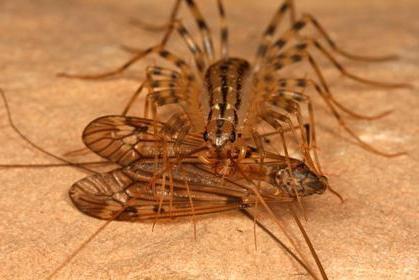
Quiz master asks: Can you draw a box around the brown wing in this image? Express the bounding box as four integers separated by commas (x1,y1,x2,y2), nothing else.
82,115,203,166
69,164,251,222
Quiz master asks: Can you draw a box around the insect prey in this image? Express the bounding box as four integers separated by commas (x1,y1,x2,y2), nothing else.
0,89,329,280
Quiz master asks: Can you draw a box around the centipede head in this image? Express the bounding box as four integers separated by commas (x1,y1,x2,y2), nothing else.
199,148,238,177
203,120,236,150
200,127,244,176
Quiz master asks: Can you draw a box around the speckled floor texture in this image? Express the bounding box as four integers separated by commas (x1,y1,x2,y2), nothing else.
0,0,418,279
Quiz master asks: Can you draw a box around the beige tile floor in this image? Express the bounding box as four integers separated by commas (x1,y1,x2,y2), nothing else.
0,0,418,279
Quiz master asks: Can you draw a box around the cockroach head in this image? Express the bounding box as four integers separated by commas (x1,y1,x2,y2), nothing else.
271,162,328,198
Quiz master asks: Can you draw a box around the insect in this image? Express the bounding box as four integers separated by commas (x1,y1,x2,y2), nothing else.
70,115,329,222
0,90,328,279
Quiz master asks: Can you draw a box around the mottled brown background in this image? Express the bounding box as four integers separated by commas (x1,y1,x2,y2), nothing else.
0,0,418,279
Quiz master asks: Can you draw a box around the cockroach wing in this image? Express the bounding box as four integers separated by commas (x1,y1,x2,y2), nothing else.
82,115,202,166
69,168,134,220
69,165,250,222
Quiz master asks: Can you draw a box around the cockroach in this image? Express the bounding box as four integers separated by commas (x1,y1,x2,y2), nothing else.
0,89,328,280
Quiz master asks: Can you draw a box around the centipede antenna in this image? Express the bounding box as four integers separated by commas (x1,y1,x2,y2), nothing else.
290,205,329,280
240,209,320,280
0,90,97,174
237,166,319,280
46,213,122,279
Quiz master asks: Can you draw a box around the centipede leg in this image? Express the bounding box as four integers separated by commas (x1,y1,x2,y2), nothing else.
121,49,197,118
57,1,182,80
301,38,411,88
267,20,411,88
277,76,392,121
298,13,399,62
183,0,215,62
250,130,269,250
254,0,296,69
123,19,208,76
129,0,182,33
272,60,406,157
121,80,147,116
267,13,401,63
267,92,321,173
216,0,229,58
58,46,167,80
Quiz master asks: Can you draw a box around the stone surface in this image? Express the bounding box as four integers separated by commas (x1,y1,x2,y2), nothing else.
0,0,418,279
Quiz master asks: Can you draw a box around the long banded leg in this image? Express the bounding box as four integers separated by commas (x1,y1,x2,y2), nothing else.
237,167,321,279
126,0,209,75
299,13,398,62
173,20,207,74
253,77,313,163
276,77,390,121
58,45,164,80
250,130,268,249
122,21,208,77
121,80,148,116
62,0,207,86
123,19,208,76
268,13,400,64
146,89,183,113
129,49,197,115
260,107,317,174
127,66,194,119
271,53,406,157
265,91,321,173
143,66,183,117
255,0,296,69
142,65,205,132
141,49,196,87
184,0,215,62
280,94,319,172
125,17,207,76
260,110,300,170
162,112,192,156
57,1,183,80
296,38,410,88
130,0,224,67
116,49,193,119
145,82,185,119
270,36,411,89
216,0,229,58
129,0,182,34
147,65,182,79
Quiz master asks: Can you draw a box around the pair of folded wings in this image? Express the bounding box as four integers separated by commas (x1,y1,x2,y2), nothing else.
70,115,282,221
